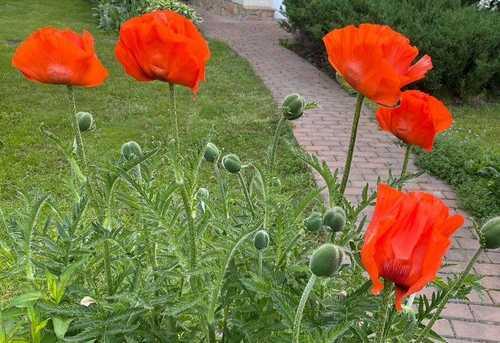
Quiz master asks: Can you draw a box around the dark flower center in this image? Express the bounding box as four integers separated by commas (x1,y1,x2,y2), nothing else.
381,259,411,288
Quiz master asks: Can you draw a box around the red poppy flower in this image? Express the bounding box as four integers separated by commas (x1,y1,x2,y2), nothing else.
361,184,464,311
115,10,211,93
376,90,452,151
12,28,108,87
323,24,432,107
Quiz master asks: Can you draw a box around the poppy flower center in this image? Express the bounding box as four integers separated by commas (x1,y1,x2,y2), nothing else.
47,64,72,84
381,259,411,288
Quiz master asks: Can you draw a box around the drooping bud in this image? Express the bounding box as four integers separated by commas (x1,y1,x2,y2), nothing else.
121,141,143,161
309,244,343,277
204,142,220,163
323,207,347,232
77,112,94,132
254,230,270,251
282,93,305,120
480,217,500,249
222,154,241,174
304,212,323,232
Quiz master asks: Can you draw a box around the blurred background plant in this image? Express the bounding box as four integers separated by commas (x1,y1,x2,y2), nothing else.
90,0,200,31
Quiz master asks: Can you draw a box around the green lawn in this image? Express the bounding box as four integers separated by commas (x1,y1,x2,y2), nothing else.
416,103,500,221
0,0,312,212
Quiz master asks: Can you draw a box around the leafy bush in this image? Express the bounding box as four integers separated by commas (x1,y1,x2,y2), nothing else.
0,126,481,341
416,126,500,221
283,0,500,98
92,0,200,31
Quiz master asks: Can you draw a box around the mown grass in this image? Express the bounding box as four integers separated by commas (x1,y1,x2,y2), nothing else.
0,0,313,213
416,103,500,221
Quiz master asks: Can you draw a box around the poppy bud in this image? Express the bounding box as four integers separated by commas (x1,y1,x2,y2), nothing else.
282,93,305,120
323,207,347,232
204,142,220,163
77,112,94,132
304,212,323,232
254,230,270,251
480,217,500,250
222,154,241,174
309,243,343,277
121,141,143,161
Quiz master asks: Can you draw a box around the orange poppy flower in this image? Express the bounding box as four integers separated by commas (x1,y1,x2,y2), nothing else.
12,28,108,87
323,24,432,107
376,90,452,151
361,184,464,311
115,10,211,93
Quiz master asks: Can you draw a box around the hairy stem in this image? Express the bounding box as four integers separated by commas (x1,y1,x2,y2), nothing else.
293,274,317,343
416,247,482,342
269,116,286,173
103,239,113,296
398,144,413,190
377,280,394,343
237,172,255,218
169,83,180,153
180,184,197,269
207,228,258,342
258,251,263,277
276,230,303,269
339,94,365,195
214,162,229,219
67,86,87,168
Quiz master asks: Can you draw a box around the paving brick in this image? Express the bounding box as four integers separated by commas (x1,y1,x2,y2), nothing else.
433,318,455,337
452,320,500,341
442,302,474,320
198,12,500,341
490,291,500,304
470,304,500,323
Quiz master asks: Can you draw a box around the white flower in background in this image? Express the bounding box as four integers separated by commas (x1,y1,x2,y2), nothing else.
478,0,499,10
80,296,96,307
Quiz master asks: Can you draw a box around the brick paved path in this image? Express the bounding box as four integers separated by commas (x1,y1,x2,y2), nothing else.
199,11,500,342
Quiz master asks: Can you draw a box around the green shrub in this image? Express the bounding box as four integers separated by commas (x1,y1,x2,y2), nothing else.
283,0,500,98
92,0,200,31
416,129,500,221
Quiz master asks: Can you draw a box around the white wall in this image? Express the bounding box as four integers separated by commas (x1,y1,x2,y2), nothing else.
241,0,274,8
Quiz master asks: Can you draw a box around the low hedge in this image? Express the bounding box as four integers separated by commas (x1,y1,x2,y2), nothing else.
283,0,500,98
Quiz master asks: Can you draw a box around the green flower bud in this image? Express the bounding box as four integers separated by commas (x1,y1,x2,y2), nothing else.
77,112,94,132
309,244,343,277
222,154,241,174
121,141,143,161
282,93,305,120
204,142,220,163
304,212,323,232
323,207,347,232
254,230,270,251
480,217,500,249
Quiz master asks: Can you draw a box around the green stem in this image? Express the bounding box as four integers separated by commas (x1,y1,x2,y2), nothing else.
214,163,229,219
339,94,365,195
237,172,255,218
398,145,412,190
377,280,394,343
169,83,180,153
258,251,263,277
293,274,317,343
207,228,259,342
67,86,87,168
103,239,113,296
269,116,286,173
276,230,303,268
180,184,197,269
416,247,482,342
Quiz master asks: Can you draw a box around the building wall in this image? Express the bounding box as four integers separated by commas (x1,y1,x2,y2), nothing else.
242,0,274,8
